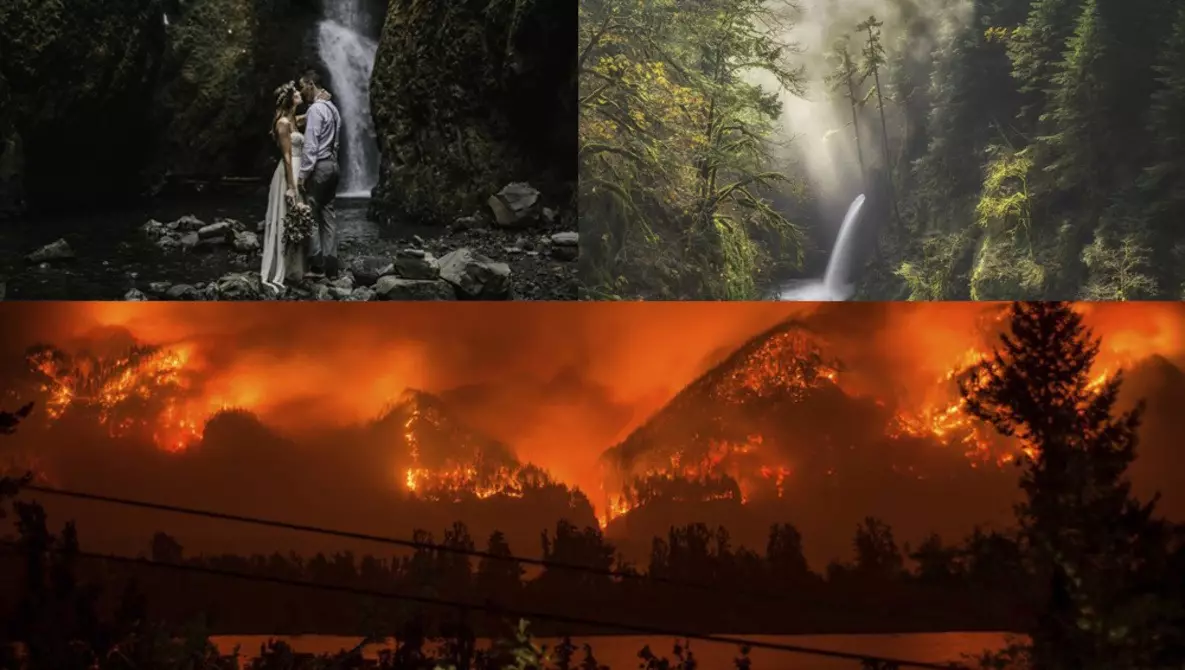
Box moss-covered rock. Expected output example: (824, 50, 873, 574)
(0, 0, 327, 213)
(368, 0, 577, 225)
(153, 0, 323, 178)
(0, 0, 168, 212)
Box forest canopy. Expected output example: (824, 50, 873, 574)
(578, 0, 1185, 301)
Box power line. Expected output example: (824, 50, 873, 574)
(0, 539, 967, 670)
(20, 484, 793, 603)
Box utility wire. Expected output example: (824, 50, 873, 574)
(0, 539, 967, 670)
(22, 484, 797, 603)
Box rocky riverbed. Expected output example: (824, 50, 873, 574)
(2, 185, 579, 301)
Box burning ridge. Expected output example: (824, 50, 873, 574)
(376, 389, 558, 502)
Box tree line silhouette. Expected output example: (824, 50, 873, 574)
(1, 302, 1184, 669)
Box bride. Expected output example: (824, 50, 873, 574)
(261, 81, 308, 291)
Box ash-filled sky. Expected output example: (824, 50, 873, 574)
(1, 301, 1183, 565)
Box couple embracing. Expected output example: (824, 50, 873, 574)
(261, 70, 343, 292)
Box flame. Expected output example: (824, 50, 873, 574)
(398, 398, 546, 503)
(28, 345, 205, 452)
(596, 309, 1158, 526)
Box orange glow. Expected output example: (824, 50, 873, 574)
(3, 301, 1181, 522)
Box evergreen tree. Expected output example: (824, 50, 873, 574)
(1040, 0, 1113, 203)
(958, 302, 1174, 668)
(1136, 3, 1185, 294)
(1008, 0, 1088, 131)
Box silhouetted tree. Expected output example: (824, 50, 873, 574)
(149, 531, 184, 565)
(908, 533, 962, 586)
(476, 530, 523, 606)
(959, 301, 1178, 668)
(852, 517, 904, 582)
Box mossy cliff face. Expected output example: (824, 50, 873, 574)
(153, 0, 322, 178)
(368, 0, 577, 225)
(0, 0, 167, 212)
(0, 0, 321, 214)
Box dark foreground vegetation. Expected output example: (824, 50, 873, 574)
(3, 302, 1185, 669)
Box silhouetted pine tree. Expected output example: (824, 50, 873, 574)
(959, 301, 1176, 669)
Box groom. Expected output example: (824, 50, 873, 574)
(296, 69, 343, 278)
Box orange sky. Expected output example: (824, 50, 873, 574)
(2, 301, 1184, 498)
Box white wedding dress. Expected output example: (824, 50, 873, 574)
(261, 126, 307, 291)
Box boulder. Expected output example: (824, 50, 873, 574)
(210, 272, 265, 301)
(488, 182, 540, 226)
(550, 231, 578, 261)
(197, 220, 233, 239)
(165, 284, 202, 301)
(232, 230, 260, 253)
(25, 239, 74, 263)
(394, 249, 440, 280)
(438, 247, 511, 299)
(347, 255, 395, 286)
(374, 276, 456, 300)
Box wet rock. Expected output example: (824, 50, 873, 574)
(124, 288, 149, 301)
(488, 182, 540, 227)
(232, 230, 260, 253)
(330, 274, 355, 291)
(328, 285, 354, 300)
(310, 283, 333, 301)
(438, 247, 512, 299)
(155, 235, 182, 252)
(26, 239, 74, 263)
(551, 231, 578, 246)
(542, 207, 558, 224)
(180, 232, 201, 251)
(347, 255, 395, 286)
(211, 272, 264, 300)
(394, 249, 440, 280)
(147, 281, 172, 296)
(374, 276, 457, 300)
(348, 287, 375, 301)
(165, 284, 201, 300)
(198, 220, 233, 239)
(173, 215, 206, 232)
(550, 231, 579, 261)
(452, 215, 484, 231)
(141, 219, 166, 241)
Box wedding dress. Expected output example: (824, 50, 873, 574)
(261, 126, 307, 290)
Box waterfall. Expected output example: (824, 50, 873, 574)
(778, 194, 867, 301)
(316, 0, 379, 198)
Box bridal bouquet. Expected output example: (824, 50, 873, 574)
(282, 202, 314, 247)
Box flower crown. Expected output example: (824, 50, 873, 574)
(273, 81, 298, 109)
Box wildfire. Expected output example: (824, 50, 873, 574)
(397, 392, 540, 503)
(27, 345, 204, 452)
(597, 317, 1152, 527)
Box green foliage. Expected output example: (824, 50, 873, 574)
(976, 146, 1033, 236)
(1080, 226, 1159, 300)
(969, 232, 1045, 300)
(896, 229, 978, 300)
(370, 0, 575, 225)
(884, 0, 1184, 299)
(578, 0, 806, 299)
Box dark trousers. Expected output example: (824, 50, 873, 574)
(306, 159, 340, 274)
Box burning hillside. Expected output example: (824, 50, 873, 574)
(24, 343, 205, 452)
(378, 389, 557, 502)
(596, 310, 1161, 527)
